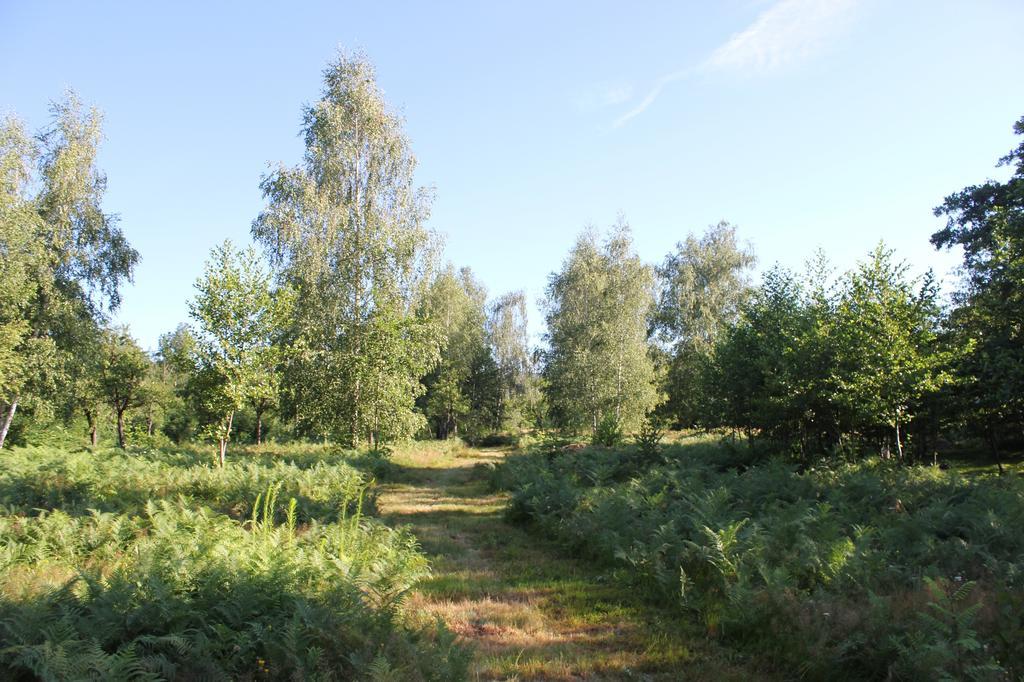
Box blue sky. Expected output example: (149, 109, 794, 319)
(3, 0, 1023, 349)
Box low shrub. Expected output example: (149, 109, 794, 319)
(496, 436, 1024, 678)
(592, 414, 622, 447)
(469, 433, 521, 448)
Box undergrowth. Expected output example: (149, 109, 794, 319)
(495, 436, 1024, 680)
(0, 445, 469, 681)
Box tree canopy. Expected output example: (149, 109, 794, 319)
(543, 220, 658, 433)
(253, 53, 439, 447)
(932, 115, 1024, 462)
(187, 241, 292, 465)
(0, 94, 137, 448)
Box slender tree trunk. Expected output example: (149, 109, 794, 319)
(84, 408, 96, 447)
(255, 400, 265, 445)
(218, 410, 234, 468)
(116, 408, 127, 449)
(447, 402, 456, 440)
(0, 398, 18, 449)
(351, 376, 361, 448)
(86, 409, 99, 447)
(894, 416, 904, 463)
(988, 428, 1004, 476)
(350, 131, 365, 452)
(615, 345, 623, 423)
(147, 415, 154, 437)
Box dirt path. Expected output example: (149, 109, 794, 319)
(378, 444, 755, 681)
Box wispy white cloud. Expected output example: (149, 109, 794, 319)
(612, 0, 859, 128)
(598, 85, 634, 107)
(573, 83, 635, 112)
(703, 0, 858, 73)
(612, 68, 691, 128)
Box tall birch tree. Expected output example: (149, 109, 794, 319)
(542, 220, 657, 433)
(487, 290, 531, 429)
(654, 222, 755, 426)
(253, 53, 439, 447)
(0, 95, 137, 448)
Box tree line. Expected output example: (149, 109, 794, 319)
(2, 53, 1021, 465)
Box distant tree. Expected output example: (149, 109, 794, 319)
(654, 221, 755, 427)
(155, 324, 199, 443)
(0, 95, 138, 447)
(248, 373, 277, 446)
(833, 245, 949, 460)
(462, 345, 502, 434)
(708, 247, 947, 461)
(64, 327, 106, 446)
(543, 220, 658, 433)
(136, 361, 177, 441)
(710, 266, 814, 448)
(487, 291, 531, 430)
(419, 266, 495, 438)
(932, 114, 1024, 463)
(188, 241, 291, 466)
(521, 349, 547, 429)
(98, 328, 149, 448)
(253, 52, 439, 447)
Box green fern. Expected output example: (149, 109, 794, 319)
(0, 445, 468, 680)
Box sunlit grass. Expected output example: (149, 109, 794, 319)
(381, 441, 766, 680)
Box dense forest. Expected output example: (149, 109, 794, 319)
(1, 52, 1022, 680)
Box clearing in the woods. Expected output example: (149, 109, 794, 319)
(379, 443, 760, 681)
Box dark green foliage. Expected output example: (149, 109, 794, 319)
(991, 585, 1024, 680)
(98, 327, 150, 449)
(418, 266, 495, 440)
(653, 221, 755, 428)
(705, 247, 948, 462)
(153, 325, 200, 444)
(634, 415, 665, 458)
(932, 115, 1024, 463)
(592, 413, 623, 447)
(497, 437, 1024, 677)
(890, 578, 1003, 681)
(467, 432, 521, 448)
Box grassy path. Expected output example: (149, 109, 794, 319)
(379, 443, 758, 681)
